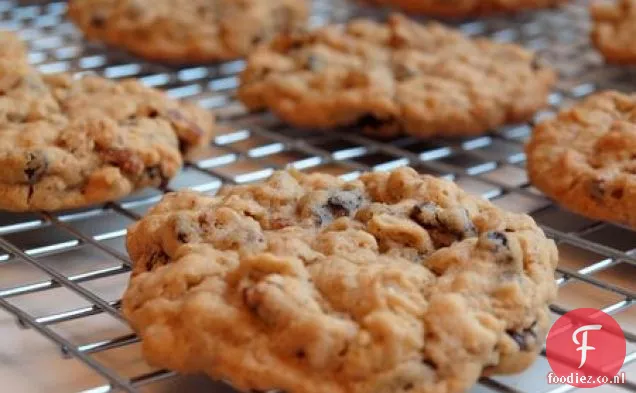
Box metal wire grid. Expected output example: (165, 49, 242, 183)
(0, 0, 635, 392)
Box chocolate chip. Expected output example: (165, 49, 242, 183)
(145, 250, 169, 271)
(611, 188, 624, 199)
(313, 190, 363, 225)
(477, 231, 517, 264)
(508, 331, 529, 350)
(327, 190, 363, 218)
(295, 349, 306, 358)
(24, 151, 48, 184)
(422, 358, 437, 370)
(486, 231, 508, 248)
(410, 202, 439, 229)
(411, 203, 477, 247)
(177, 231, 189, 243)
(403, 383, 414, 391)
(146, 165, 170, 188)
(507, 322, 538, 351)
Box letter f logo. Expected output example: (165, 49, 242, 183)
(572, 325, 603, 368)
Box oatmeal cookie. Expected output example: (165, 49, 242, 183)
(67, 0, 309, 63)
(238, 14, 556, 138)
(123, 167, 558, 393)
(527, 90, 636, 228)
(0, 36, 215, 212)
(591, 0, 636, 64)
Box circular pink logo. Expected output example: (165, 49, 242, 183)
(546, 308, 626, 388)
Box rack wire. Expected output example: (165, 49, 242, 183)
(0, 0, 635, 392)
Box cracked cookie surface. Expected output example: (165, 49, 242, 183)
(0, 34, 215, 212)
(527, 90, 636, 228)
(591, 0, 636, 64)
(358, 0, 568, 17)
(238, 14, 556, 138)
(67, 0, 309, 63)
(123, 167, 558, 393)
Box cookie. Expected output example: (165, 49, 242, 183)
(0, 35, 215, 212)
(591, 0, 636, 64)
(359, 0, 568, 17)
(0, 31, 27, 60)
(238, 14, 556, 138)
(67, 0, 309, 63)
(123, 167, 558, 393)
(0, 31, 32, 93)
(527, 91, 636, 228)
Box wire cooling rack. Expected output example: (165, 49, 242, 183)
(1, 0, 636, 392)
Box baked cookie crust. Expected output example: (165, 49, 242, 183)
(123, 167, 558, 393)
(591, 0, 636, 64)
(238, 14, 556, 138)
(67, 0, 309, 63)
(527, 91, 636, 228)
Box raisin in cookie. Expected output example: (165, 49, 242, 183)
(359, 0, 567, 17)
(527, 91, 636, 228)
(591, 0, 636, 64)
(238, 14, 556, 138)
(0, 37, 215, 212)
(123, 167, 558, 393)
(67, 0, 309, 63)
